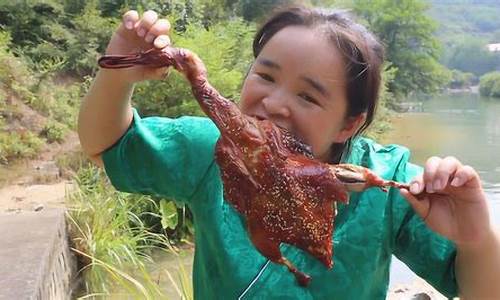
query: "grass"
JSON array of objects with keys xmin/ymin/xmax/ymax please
[
  {"xmin": 0, "ymin": 130, "xmax": 44, "ymax": 164},
  {"xmin": 66, "ymin": 164, "xmax": 193, "ymax": 299}
]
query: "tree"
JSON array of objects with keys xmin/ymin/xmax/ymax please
[
  {"xmin": 479, "ymin": 71, "xmax": 500, "ymax": 98},
  {"xmin": 352, "ymin": 0, "xmax": 449, "ymax": 98},
  {"xmin": 236, "ymin": 0, "xmax": 293, "ymax": 21},
  {"xmin": 133, "ymin": 19, "xmax": 255, "ymax": 117},
  {"xmin": 443, "ymin": 38, "xmax": 500, "ymax": 76}
]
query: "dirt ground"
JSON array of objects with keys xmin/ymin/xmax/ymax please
[
  {"xmin": 0, "ymin": 180, "xmax": 71, "ymax": 212},
  {"xmin": 0, "ymin": 130, "xmax": 79, "ymax": 213},
  {"xmin": 0, "ymin": 96, "xmax": 80, "ymax": 213}
]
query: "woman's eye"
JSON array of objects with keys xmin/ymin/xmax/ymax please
[
  {"xmin": 257, "ymin": 73, "xmax": 274, "ymax": 82},
  {"xmin": 298, "ymin": 93, "xmax": 319, "ymax": 105}
]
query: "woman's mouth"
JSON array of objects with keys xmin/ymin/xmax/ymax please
[{"xmin": 253, "ymin": 115, "xmax": 267, "ymax": 121}]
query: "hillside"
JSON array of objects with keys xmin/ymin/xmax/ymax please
[
  {"xmin": 428, "ymin": 0, "xmax": 500, "ymax": 75},
  {"xmin": 429, "ymin": 0, "xmax": 500, "ymax": 45}
]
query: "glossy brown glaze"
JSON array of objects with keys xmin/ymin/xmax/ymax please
[{"xmin": 98, "ymin": 48, "xmax": 409, "ymax": 286}]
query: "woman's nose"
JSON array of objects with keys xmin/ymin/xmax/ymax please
[{"xmin": 262, "ymin": 91, "xmax": 291, "ymax": 118}]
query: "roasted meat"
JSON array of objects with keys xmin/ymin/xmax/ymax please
[{"xmin": 98, "ymin": 48, "xmax": 409, "ymax": 286}]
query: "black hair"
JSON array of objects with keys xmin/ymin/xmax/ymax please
[{"xmin": 253, "ymin": 5, "xmax": 384, "ymax": 163}]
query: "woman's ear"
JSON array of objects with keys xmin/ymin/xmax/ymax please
[{"xmin": 334, "ymin": 113, "xmax": 367, "ymax": 143}]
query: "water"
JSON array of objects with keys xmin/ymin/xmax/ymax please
[
  {"xmin": 384, "ymin": 93, "xmax": 500, "ymax": 286},
  {"xmin": 147, "ymin": 248, "xmax": 194, "ymax": 299}
]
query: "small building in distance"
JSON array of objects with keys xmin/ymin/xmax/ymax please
[{"xmin": 487, "ymin": 43, "xmax": 500, "ymax": 52}]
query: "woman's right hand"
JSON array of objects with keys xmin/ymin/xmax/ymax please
[{"xmin": 104, "ymin": 10, "xmax": 172, "ymax": 83}]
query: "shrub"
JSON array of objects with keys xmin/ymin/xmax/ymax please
[
  {"xmin": 449, "ymin": 69, "xmax": 477, "ymax": 89},
  {"xmin": 0, "ymin": 131, "xmax": 44, "ymax": 164},
  {"xmin": 0, "ymin": 31, "xmax": 36, "ymax": 102},
  {"xmin": 40, "ymin": 121, "xmax": 67, "ymax": 143},
  {"xmin": 479, "ymin": 71, "xmax": 500, "ymax": 97},
  {"xmin": 491, "ymin": 79, "xmax": 500, "ymax": 98},
  {"xmin": 365, "ymin": 64, "xmax": 396, "ymax": 140},
  {"xmin": 67, "ymin": 165, "xmax": 169, "ymax": 298}
]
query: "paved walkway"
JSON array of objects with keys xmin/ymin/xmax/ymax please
[{"xmin": 0, "ymin": 208, "xmax": 76, "ymax": 299}]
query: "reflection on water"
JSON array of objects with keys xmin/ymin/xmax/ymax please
[{"xmin": 383, "ymin": 93, "xmax": 500, "ymax": 287}]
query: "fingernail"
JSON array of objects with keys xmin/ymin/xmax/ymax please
[
  {"xmin": 125, "ymin": 21, "xmax": 133, "ymax": 30},
  {"xmin": 451, "ymin": 177, "xmax": 461, "ymax": 187},
  {"xmin": 145, "ymin": 34, "xmax": 154, "ymax": 43},
  {"xmin": 433, "ymin": 179, "xmax": 443, "ymax": 191},
  {"xmin": 137, "ymin": 28, "xmax": 146, "ymax": 37},
  {"xmin": 154, "ymin": 36, "xmax": 169, "ymax": 48},
  {"xmin": 410, "ymin": 182, "xmax": 420, "ymax": 194}
]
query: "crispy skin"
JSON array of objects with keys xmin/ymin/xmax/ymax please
[{"xmin": 99, "ymin": 48, "xmax": 409, "ymax": 286}]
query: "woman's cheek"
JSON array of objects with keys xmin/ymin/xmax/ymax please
[{"xmin": 240, "ymin": 80, "xmax": 266, "ymax": 109}]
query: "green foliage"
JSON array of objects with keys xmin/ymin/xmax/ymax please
[
  {"xmin": 67, "ymin": 165, "xmax": 167, "ymax": 297},
  {"xmin": 441, "ymin": 38, "xmax": 500, "ymax": 76},
  {"xmin": 352, "ymin": 0, "xmax": 449, "ymax": 98},
  {"xmin": 479, "ymin": 71, "xmax": 500, "ymax": 98},
  {"xmin": 0, "ymin": 1, "xmax": 71, "ymax": 74},
  {"xmin": 68, "ymin": 164, "xmax": 195, "ymax": 298},
  {"xmin": 428, "ymin": 1, "xmax": 500, "ymax": 74},
  {"xmin": 40, "ymin": 120, "xmax": 67, "ymax": 143},
  {"xmin": 134, "ymin": 19, "xmax": 254, "ymax": 117},
  {"xmin": 0, "ymin": 28, "xmax": 85, "ymax": 130},
  {"xmin": 449, "ymin": 69, "xmax": 477, "ymax": 89},
  {"xmin": 0, "ymin": 131, "xmax": 44, "ymax": 164},
  {"xmin": 0, "ymin": 1, "xmax": 65, "ymax": 48},
  {"xmin": 0, "ymin": 30, "xmax": 35, "ymax": 102},
  {"xmin": 160, "ymin": 200, "xmax": 179, "ymax": 230},
  {"xmin": 65, "ymin": 1, "xmax": 117, "ymax": 75},
  {"xmin": 0, "ymin": 31, "xmax": 44, "ymax": 164},
  {"xmin": 236, "ymin": 0, "xmax": 292, "ymax": 21},
  {"xmin": 429, "ymin": 1, "xmax": 500, "ymax": 44},
  {"xmin": 364, "ymin": 64, "xmax": 395, "ymax": 140},
  {"xmin": 0, "ymin": 0, "xmax": 116, "ymax": 76}
]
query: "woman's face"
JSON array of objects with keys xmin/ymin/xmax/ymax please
[{"xmin": 240, "ymin": 26, "xmax": 364, "ymax": 161}]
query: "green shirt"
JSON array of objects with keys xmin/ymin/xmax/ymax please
[{"xmin": 103, "ymin": 110, "xmax": 458, "ymax": 299}]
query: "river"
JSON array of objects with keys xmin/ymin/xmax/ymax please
[{"xmin": 384, "ymin": 92, "xmax": 500, "ymax": 287}]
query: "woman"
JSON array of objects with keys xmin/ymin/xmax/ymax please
[{"xmin": 78, "ymin": 6, "xmax": 500, "ymax": 299}]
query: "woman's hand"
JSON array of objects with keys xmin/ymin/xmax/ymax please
[
  {"xmin": 104, "ymin": 10, "xmax": 172, "ymax": 83},
  {"xmin": 400, "ymin": 156, "xmax": 493, "ymax": 248}
]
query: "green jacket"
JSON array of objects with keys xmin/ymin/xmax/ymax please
[{"xmin": 103, "ymin": 110, "xmax": 458, "ymax": 299}]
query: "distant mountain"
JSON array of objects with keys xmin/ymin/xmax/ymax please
[{"xmin": 428, "ymin": 0, "xmax": 500, "ymax": 45}]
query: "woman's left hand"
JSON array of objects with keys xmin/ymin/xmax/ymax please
[{"xmin": 400, "ymin": 156, "xmax": 492, "ymax": 248}]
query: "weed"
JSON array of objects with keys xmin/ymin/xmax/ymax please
[{"xmin": 67, "ymin": 165, "xmax": 193, "ymax": 299}]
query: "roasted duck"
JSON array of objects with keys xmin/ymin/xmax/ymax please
[{"xmin": 98, "ymin": 48, "xmax": 409, "ymax": 286}]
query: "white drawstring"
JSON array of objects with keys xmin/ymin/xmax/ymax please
[{"xmin": 237, "ymin": 260, "xmax": 271, "ymax": 300}]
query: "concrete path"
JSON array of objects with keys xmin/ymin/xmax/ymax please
[{"xmin": 0, "ymin": 208, "xmax": 76, "ymax": 299}]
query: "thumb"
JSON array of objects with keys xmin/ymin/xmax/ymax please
[{"xmin": 400, "ymin": 188, "xmax": 430, "ymax": 221}]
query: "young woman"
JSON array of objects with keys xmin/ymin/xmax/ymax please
[{"xmin": 78, "ymin": 6, "xmax": 500, "ymax": 299}]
